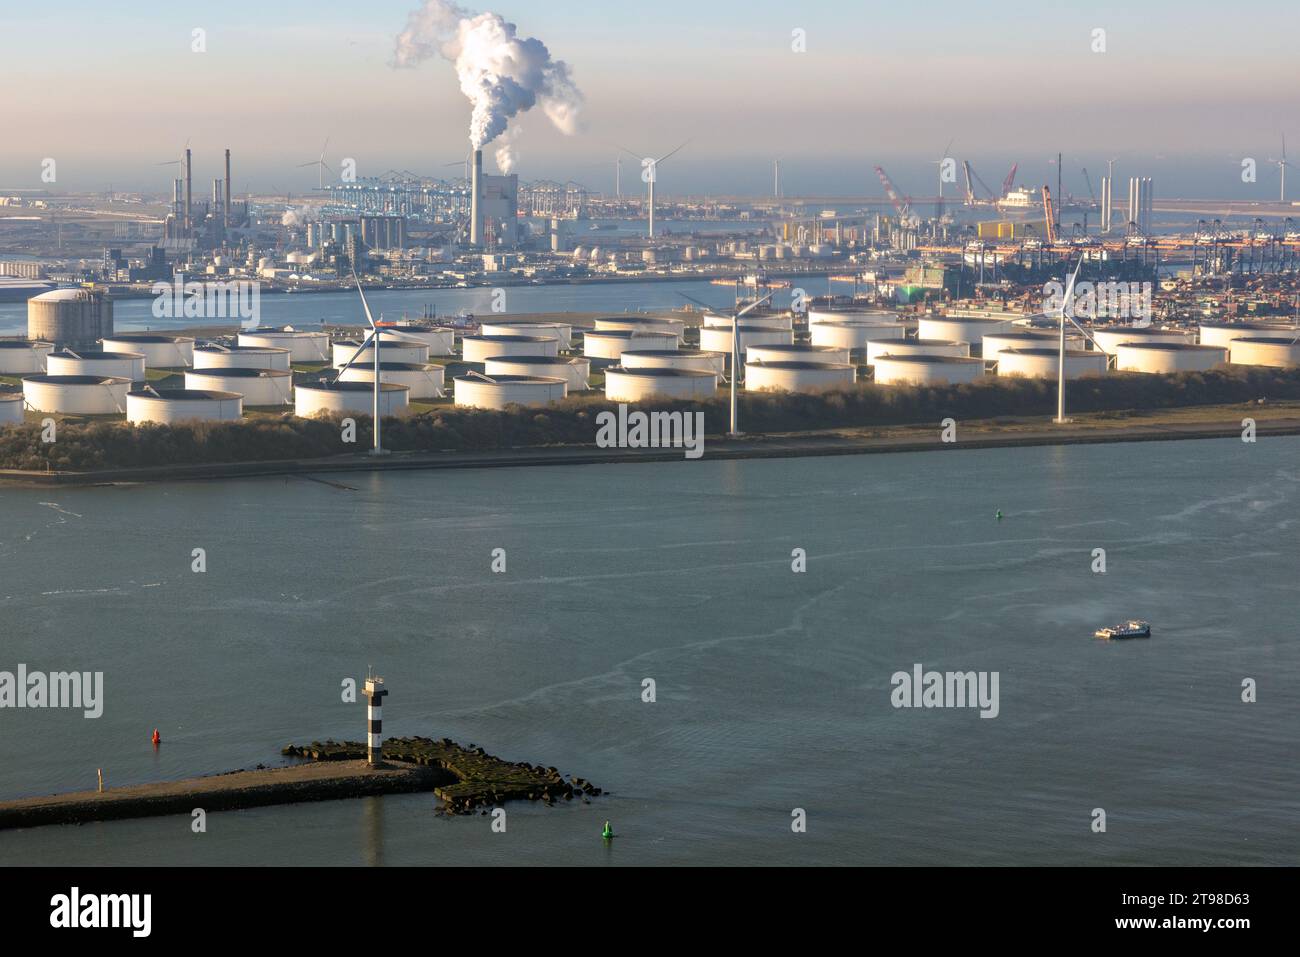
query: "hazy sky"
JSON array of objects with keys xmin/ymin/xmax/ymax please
[{"xmin": 1, "ymin": 0, "xmax": 1296, "ymax": 197}]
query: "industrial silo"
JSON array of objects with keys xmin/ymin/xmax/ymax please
[
  {"xmin": 1228, "ymin": 337, "xmax": 1300, "ymax": 368},
  {"xmin": 101, "ymin": 334, "xmax": 195, "ymax": 368},
  {"xmin": 0, "ymin": 339, "xmax": 54, "ymax": 374},
  {"xmin": 746, "ymin": 343, "xmax": 850, "ymax": 364},
  {"xmin": 126, "ymin": 389, "xmax": 243, "ymax": 425},
  {"xmin": 184, "ymin": 368, "xmax": 294, "ymax": 406},
  {"xmin": 699, "ymin": 325, "xmax": 793, "ymax": 358},
  {"xmin": 484, "ymin": 356, "xmax": 589, "ymax": 392},
  {"xmin": 703, "ymin": 312, "xmax": 793, "ymax": 331},
  {"xmin": 238, "ymin": 329, "xmax": 331, "ymax": 362},
  {"xmin": 462, "ymin": 334, "xmax": 560, "ymax": 363},
  {"xmin": 1088, "ymin": 327, "xmax": 1191, "ymax": 354},
  {"xmin": 594, "ymin": 316, "xmax": 687, "ymax": 342},
  {"xmin": 332, "ymin": 338, "xmax": 431, "ymax": 367},
  {"xmin": 979, "ymin": 331, "xmax": 1072, "ymax": 361},
  {"xmin": 584, "ymin": 329, "xmax": 678, "ymax": 362},
  {"xmin": 807, "ymin": 308, "xmax": 895, "ymax": 325},
  {"xmin": 865, "ymin": 338, "xmax": 969, "ymax": 365},
  {"xmin": 481, "ymin": 320, "xmax": 572, "ymax": 350},
  {"xmin": 376, "ymin": 325, "xmax": 457, "ymax": 355},
  {"xmin": 1116, "ymin": 342, "xmax": 1228, "ymax": 373},
  {"xmin": 997, "ymin": 347, "xmax": 1107, "ymax": 379},
  {"xmin": 872, "ymin": 355, "xmax": 985, "ymax": 386},
  {"xmin": 27, "ymin": 288, "xmax": 113, "ymax": 350},
  {"xmin": 745, "ymin": 360, "xmax": 855, "ymax": 392},
  {"xmin": 46, "ymin": 350, "xmax": 145, "ymax": 381},
  {"xmin": 809, "ymin": 320, "xmax": 906, "ymax": 351},
  {"xmin": 21, "ymin": 374, "xmax": 131, "ymax": 414},
  {"xmin": 194, "ymin": 344, "xmax": 292, "ymax": 371},
  {"xmin": 0, "ymin": 392, "xmax": 23, "ymax": 425},
  {"xmin": 1197, "ymin": 321, "xmax": 1297, "ymax": 350},
  {"xmin": 294, "ymin": 381, "xmax": 410, "ymax": 418},
  {"xmin": 453, "ymin": 373, "xmax": 567, "ymax": 409},
  {"xmin": 620, "ymin": 349, "xmax": 726, "ymax": 375},
  {"xmin": 604, "ymin": 367, "xmax": 718, "ymax": 401},
  {"xmin": 339, "ymin": 361, "xmax": 446, "ymax": 398},
  {"xmin": 916, "ymin": 316, "xmax": 1015, "ymax": 352}
]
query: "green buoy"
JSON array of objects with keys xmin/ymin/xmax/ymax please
[
  {"xmin": 602, "ymin": 820, "xmax": 614, "ymax": 840},
  {"xmin": 996, "ymin": 509, "xmax": 1003, "ymax": 521}
]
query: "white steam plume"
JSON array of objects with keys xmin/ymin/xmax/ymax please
[
  {"xmin": 281, "ymin": 206, "xmax": 317, "ymax": 228},
  {"xmin": 393, "ymin": 1, "xmax": 583, "ymax": 153}
]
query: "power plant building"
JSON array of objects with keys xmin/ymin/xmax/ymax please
[{"xmin": 470, "ymin": 149, "xmax": 519, "ymax": 248}]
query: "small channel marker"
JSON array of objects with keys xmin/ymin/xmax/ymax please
[{"xmin": 363, "ymin": 670, "xmax": 388, "ymax": 766}]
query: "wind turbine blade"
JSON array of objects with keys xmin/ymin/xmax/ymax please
[
  {"xmin": 676, "ymin": 291, "xmax": 713, "ymax": 311},
  {"xmin": 296, "ymin": 161, "xmax": 318, "ymax": 168},
  {"xmin": 1060, "ymin": 255, "xmax": 1084, "ymax": 318},
  {"xmin": 353, "ymin": 267, "xmax": 377, "ymax": 329},
  {"xmin": 656, "ymin": 140, "xmax": 689, "ymax": 164},
  {"xmin": 333, "ymin": 330, "xmax": 377, "ymax": 380},
  {"xmin": 940, "ymin": 138, "xmax": 954, "ymax": 160},
  {"xmin": 615, "ymin": 144, "xmax": 644, "ymax": 161},
  {"xmin": 735, "ymin": 290, "xmax": 776, "ymax": 320}
]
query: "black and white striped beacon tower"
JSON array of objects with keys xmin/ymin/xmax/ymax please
[{"xmin": 363, "ymin": 669, "xmax": 388, "ymax": 766}]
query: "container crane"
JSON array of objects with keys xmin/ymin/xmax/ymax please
[{"xmin": 1041, "ymin": 185, "xmax": 1058, "ymax": 245}]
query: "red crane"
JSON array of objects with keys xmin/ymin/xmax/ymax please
[
  {"xmin": 873, "ymin": 165, "xmax": 911, "ymax": 220},
  {"xmin": 1041, "ymin": 185, "xmax": 1057, "ymax": 245},
  {"xmin": 1000, "ymin": 163, "xmax": 1018, "ymax": 198}
]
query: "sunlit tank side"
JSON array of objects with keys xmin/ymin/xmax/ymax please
[
  {"xmin": 126, "ymin": 389, "xmax": 243, "ymax": 425},
  {"xmin": 1115, "ymin": 342, "xmax": 1228, "ymax": 373},
  {"xmin": 699, "ymin": 325, "xmax": 793, "ymax": 357},
  {"xmin": 483, "ymin": 356, "xmax": 590, "ymax": 392},
  {"xmin": 871, "ymin": 355, "xmax": 985, "ymax": 386},
  {"xmin": 184, "ymin": 368, "xmax": 294, "ymax": 406},
  {"xmin": 583, "ymin": 329, "xmax": 678, "ymax": 362},
  {"xmin": 101, "ymin": 334, "xmax": 195, "ymax": 368},
  {"xmin": 238, "ymin": 329, "xmax": 331, "ymax": 362},
  {"xmin": 745, "ymin": 360, "xmax": 855, "ymax": 393},
  {"xmin": 193, "ymin": 345, "xmax": 292, "ymax": 371},
  {"xmin": 593, "ymin": 316, "xmax": 687, "ymax": 342},
  {"xmin": 374, "ymin": 325, "xmax": 457, "ymax": 355},
  {"xmin": 865, "ymin": 338, "xmax": 969, "ymax": 365},
  {"xmin": 21, "ymin": 374, "xmax": 131, "ymax": 414},
  {"xmin": 603, "ymin": 367, "xmax": 718, "ymax": 402},
  {"xmin": 461, "ymin": 334, "xmax": 559, "ymax": 363},
  {"xmin": 1197, "ymin": 321, "xmax": 1298, "ymax": 349},
  {"xmin": 479, "ymin": 321, "xmax": 572, "ymax": 350},
  {"xmin": 0, "ymin": 393, "xmax": 23, "ymax": 424},
  {"xmin": 45, "ymin": 350, "xmax": 145, "ymax": 381},
  {"xmin": 702, "ymin": 312, "xmax": 794, "ymax": 331},
  {"xmin": 331, "ymin": 338, "xmax": 431, "ymax": 367},
  {"xmin": 1228, "ymin": 336, "xmax": 1300, "ymax": 368},
  {"xmin": 916, "ymin": 316, "xmax": 1016, "ymax": 353},
  {"xmin": 746, "ymin": 343, "xmax": 851, "ymax": 365},
  {"xmin": 0, "ymin": 339, "xmax": 55, "ymax": 374},
  {"xmin": 1087, "ymin": 327, "xmax": 1192, "ymax": 354},
  {"xmin": 809, "ymin": 321, "xmax": 906, "ymax": 351},
  {"xmin": 997, "ymin": 347, "xmax": 1108, "ymax": 379},
  {"xmin": 453, "ymin": 374, "xmax": 568, "ymax": 409},
  {"xmin": 619, "ymin": 349, "xmax": 726, "ymax": 375},
  {"xmin": 294, "ymin": 380, "xmax": 410, "ymax": 418},
  {"xmin": 338, "ymin": 361, "xmax": 446, "ymax": 398}
]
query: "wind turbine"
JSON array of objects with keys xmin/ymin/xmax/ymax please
[
  {"xmin": 677, "ymin": 288, "xmax": 776, "ymax": 438},
  {"xmin": 298, "ymin": 137, "xmax": 332, "ymax": 190},
  {"xmin": 619, "ymin": 141, "xmax": 688, "ymax": 239},
  {"xmin": 932, "ymin": 138, "xmax": 954, "ymax": 220},
  {"xmin": 1051, "ymin": 255, "xmax": 1109, "ymax": 424},
  {"xmin": 333, "ymin": 266, "xmax": 393, "ymax": 456},
  {"xmin": 1267, "ymin": 135, "xmax": 1291, "ymax": 203}
]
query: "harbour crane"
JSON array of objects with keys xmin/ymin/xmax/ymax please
[
  {"xmin": 873, "ymin": 165, "xmax": 915, "ymax": 223},
  {"xmin": 1041, "ymin": 185, "xmax": 1058, "ymax": 245},
  {"xmin": 1000, "ymin": 163, "xmax": 1018, "ymax": 199},
  {"xmin": 1081, "ymin": 168, "xmax": 1097, "ymax": 203}
]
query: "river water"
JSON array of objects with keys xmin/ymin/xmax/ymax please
[{"xmin": 0, "ymin": 438, "xmax": 1296, "ymax": 865}]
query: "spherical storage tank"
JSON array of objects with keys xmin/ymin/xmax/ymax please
[
  {"xmin": 1087, "ymin": 327, "xmax": 1190, "ymax": 354},
  {"xmin": 872, "ymin": 355, "xmax": 984, "ymax": 386},
  {"xmin": 332, "ymin": 338, "xmax": 430, "ymax": 367},
  {"xmin": 375, "ymin": 325, "xmax": 456, "ymax": 355},
  {"xmin": 583, "ymin": 329, "xmax": 677, "ymax": 362},
  {"xmin": 194, "ymin": 344, "xmax": 292, "ymax": 371},
  {"xmin": 185, "ymin": 368, "xmax": 293, "ymax": 406},
  {"xmin": 480, "ymin": 321, "xmax": 572, "ymax": 350},
  {"xmin": 866, "ymin": 338, "xmax": 968, "ymax": 365},
  {"xmin": 126, "ymin": 389, "xmax": 243, "ymax": 425},
  {"xmin": 484, "ymin": 356, "xmax": 589, "ymax": 392},
  {"xmin": 604, "ymin": 367, "xmax": 718, "ymax": 402},
  {"xmin": 295, "ymin": 381, "xmax": 410, "ymax": 418},
  {"xmin": 0, "ymin": 339, "xmax": 54, "ymax": 374},
  {"xmin": 620, "ymin": 349, "xmax": 726, "ymax": 375},
  {"xmin": 454, "ymin": 373, "xmax": 567, "ymax": 409},
  {"xmin": 1228, "ymin": 337, "xmax": 1300, "ymax": 368},
  {"xmin": 916, "ymin": 316, "xmax": 1015, "ymax": 351},
  {"xmin": 339, "ymin": 361, "xmax": 446, "ymax": 398},
  {"xmin": 1116, "ymin": 343, "xmax": 1227, "ymax": 374},
  {"xmin": 101, "ymin": 334, "xmax": 194, "ymax": 368},
  {"xmin": 46, "ymin": 350, "xmax": 145, "ymax": 381},
  {"xmin": 1197, "ymin": 322, "xmax": 1297, "ymax": 350},
  {"xmin": 997, "ymin": 348, "xmax": 1107, "ymax": 379},
  {"xmin": 747, "ymin": 343, "xmax": 851, "ymax": 365},
  {"xmin": 810, "ymin": 321, "xmax": 905, "ymax": 351},
  {"xmin": 745, "ymin": 360, "xmax": 855, "ymax": 393},
  {"xmin": 238, "ymin": 329, "xmax": 331, "ymax": 362},
  {"xmin": 462, "ymin": 334, "xmax": 559, "ymax": 363},
  {"xmin": 594, "ymin": 316, "xmax": 687, "ymax": 341},
  {"xmin": 0, "ymin": 393, "xmax": 23, "ymax": 425},
  {"xmin": 22, "ymin": 375, "xmax": 130, "ymax": 414},
  {"xmin": 699, "ymin": 325, "xmax": 792, "ymax": 358}
]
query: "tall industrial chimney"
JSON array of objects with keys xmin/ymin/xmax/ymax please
[
  {"xmin": 184, "ymin": 148, "xmax": 193, "ymax": 236},
  {"xmin": 224, "ymin": 149, "xmax": 232, "ymax": 229},
  {"xmin": 470, "ymin": 148, "xmax": 482, "ymax": 246}
]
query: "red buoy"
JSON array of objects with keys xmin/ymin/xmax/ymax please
[{"xmin": 151, "ymin": 728, "xmax": 161, "ymax": 746}]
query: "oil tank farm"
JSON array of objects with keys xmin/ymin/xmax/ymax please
[
  {"xmin": 238, "ymin": 329, "xmax": 331, "ymax": 362},
  {"xmin": 185, "ymin": 368, "xmax": 293, "ymax": 406},
  {"xmin": 194, "ymin": 344, "xmax": 292, "ymax": 371},
  {"xmin": 703, "ymin": 312, "xmax": 793, "ymax": 331},
  {"xmin": 619, "ymin": 349, "xmax": 725, "ymax": 375},
  {"xmin": 809, "ymin": 320, "xmax": 906, "ymax": 351},
  {"xmin": 126, "ymin": 389, "xmax": 243, "ymax": 425},
  {"xmin": 872, "ymin": 355, "xmax": 985, "ymax": 386},
  {"xmin": 46, "ymin": 350, "xmax": 145, "ymax": 381},
  {"xmin": 462, "ymin": 333, "xmax": 560, "ymax": 363},
  {"xmin": 998, "ymin": 348, "xmax": 1107, "ymax": 379},
  {"xmin": 481, "ymin": 320, "xmax": 572, "ymax": 350},
  {"xmin": 747, "ymin": 343, "xmax": 851, "ymax": 365},
  {"xmin": 699, "ymin": 325, "xmax": 793, "ymax": 358},
  {"xmin": 604, "ymin": 367, "xmax": 718, "ymax": 402},
  {"xmin": 101, "ymin": 334, "xmax": 194, "ymax": 368},
  {"xmin": 1088, "ymin": 327, "xmax": 1191, "ymax": 354},
  {"xmin": 916, "ymin": 316, "xmax": 1015, "ymax": 353},
  {"xmin": 866, "ymin": 338, "xmax": 969, "ymax": 365},
  {"xmin": 454, "ymin": 373, "xmax": 567, "ymax": 409},
  {"xmin": 979, "ymin": 331, "xmax": 1072, "ymax": 361},
  {"xmin": 339, "ymin": 362, "xmax": 446, "ymax": 398},
  {"xmin": 1228, "ymin": 337, "xmax": 1300, "ymax": 368},
  {"xmin": 595, "ymin": 316, "xmax": 687, "ymax": 341},
  {"xmin": 0, "ymin": 392, "xmax": 23, "ymax": 424},
  {"xmin": 745, "ymin": 360, "xmax": 855, "ymax": 392},
  {"xmin": 584, "ymin": 329, "xmax": 678, "ymax": 362},
  {"xmin": 1116, "ymin": 343, "xmax": 1227, "ymax": 373},
  {"xmin": 295, "ymin": 381, "xmax": 410, "ymax": 418},
  {"xmin": 27, "ymin": 288, "xmax": 113, "ymax": 349},
  {"xmin": 22, "ymin": 374, "xmax": 130, "ymax": 414},
  {"xmin": 1197, "ymin": 321, "xmax": 1298, "ymax": 350},
  {"xmin": 484, "ymin": 356, "xmax": 590, "ymax": 392},
  {"xmin": 332, "ymin": 338, "xmax": 431, "ymax": 367},
  {"xmin": 0, "ymin": 339, "xmax": 54, "ymax": 373},
  {"xmin": 374, "ymin": 325, "xmax": 456, "ymax": 355}
]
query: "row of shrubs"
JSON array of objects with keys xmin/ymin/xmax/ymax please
[{"xmin": 1, "ymin": 366, "xmax": 1296, "ymax": 472}]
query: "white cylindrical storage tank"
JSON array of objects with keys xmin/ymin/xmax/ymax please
[
  {"xmin": 917, "ymin": 316, "xmax": 1016, "ymax": 351},
  {"xmin": 338, "ymin": 361, "xmax": 446, "ymax": 399},
  {"xmin": 703, "ymin": 312, "xmax": 793, "ymax": 330},
  {"xmin": 872, "ymin": 355, "xmax": 985, "ymax": 386},
  {"xmin": 699, "ymin": 325, "xmax": 793, "ymax": 358},
  {"xmin": 294, "ymin": 381, "xmax": 410, "ymax": 418},
  {"xmin": 46, "ymin": 350, "xmax": 145, "ymax": 381},
  {"xmin": 0, "ymin": 339, "xmax": 54, "ymax": 374},
  {"xmin": 484, "ymin": 356, "xmax": 589, "ymax": 392},
  {"xmin": 807, "ymin": 308, "xmax": 895, "ymax": 326},
  {"xmin": 21, "ymin": 375, "xmax": 130, "ymax": 414},
  {"xmin": 194, "ymin": 344, "xmax": 292, "ymax": 371},
  {"xmin": 454, "ymin": 374, "xmax": 567, "ymax": 409},
  {"xmin": 1228, "ymin": 337, "xmax": 1300, "ymax": 368},
  {"xmin": 745, "ymin": 360, "xmax": 855, "ymax": 393},
  {"xmin": 809, "ymin": 321, "xmax": 905, "ymax": 351},
  {"xmin": 126, "ymin": 389, "xmax": 243, "ymax": 425},
  {"xmin": 583, "ymin": 329, "xmax": 678, "ymax": 362},
  {"xmin": 746, "ymin": 343, "xmax": 851, "ymax": 365},
  {"xmin": 462, "ymin": 334, "xmax": 559, "ymax": 363},
  {"xmin": 997, "ymin": 347, "xmax": 1107, "ymax": 379},
  {"xmin": 1116, "ymin": 343, "xmax": 1228, "ymax": 374},
  {"xmin": 480, "ymin": 321, "xmax": 572, "ymax": 350},
  {"xmin": 184, "ymin": 368, "xmax": 294, "ymax": 406},
  {"xmin": 101, "ymin": 334, "xmax": 195, "ymax": 368},
  {"xmin": 375, "ymin": 325, "xmax": 457, "ymax": 355},
  {"xmin": 0, "ymin": 393, "xmax": 23, "ymax": 424},
  {"xmin": 238, "ymin": 329, "xmax": 331, "ymax": 362},
  {"xmin": 620, "ymin": 349, "xmax": 726, "ymax": 375},
  {"xmin": 332, "ymin": 338, "xmax": 431, "ymax": 367},
  {"xmin": 1088, "ymin": 327, "xmax": 1191, "ymax": 354},
  {"xmin": 979, "ymin": 331, "xmax": 1076, "ymax": 360},
  {"xmin": 1197, "ymin": 322, "xmax": 1298, "ymax": 350},
  {"xmin": 594, "ymin": 317, "xmax": 686, "ymax": 342},
  {"xmin": 604, "ymin": 367, "xmax": 718, "ymax": 402},
  {"xmin": 866, "ymin": 338, "xmax": 969, "ymax": 365}
]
